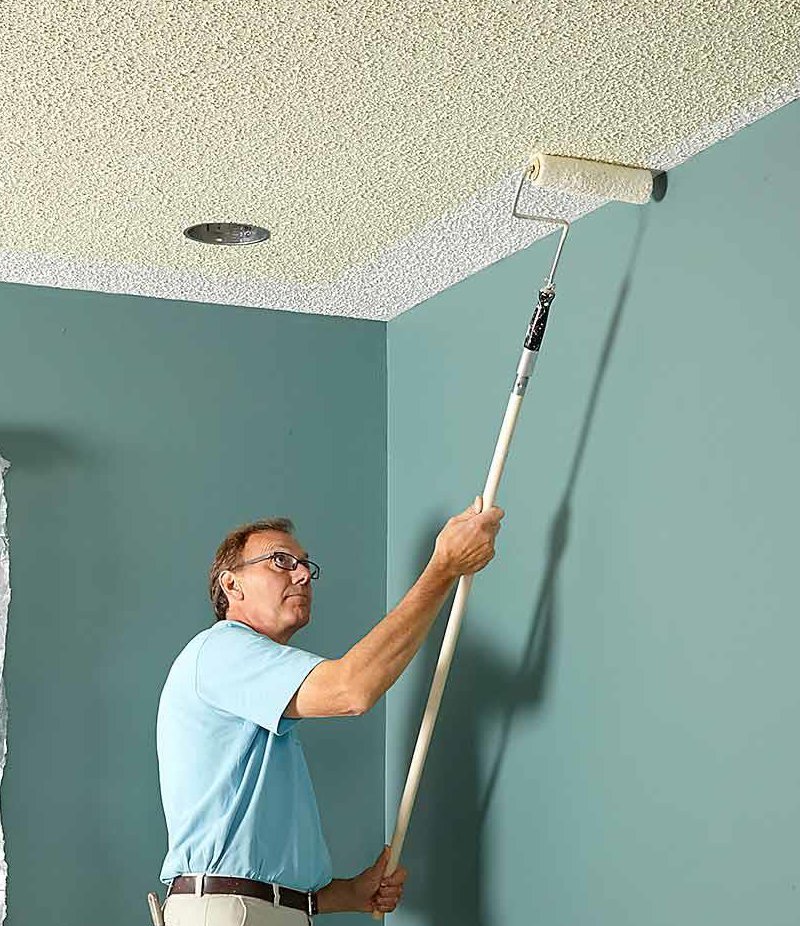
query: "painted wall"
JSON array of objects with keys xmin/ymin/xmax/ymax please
[
  {"xmin": 386, "ymin": 100, "xmax": 800, "ymax": 926},
  {"xmin": 0, "ymin": 287, "xmax": 386, "ymax": 926}
]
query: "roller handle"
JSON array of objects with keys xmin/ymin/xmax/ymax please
[
  {"xmin": 371, "ymin": 391, "xmax": 526, "ymax": 919},
  {"xmin": 372, "ymin": 286, "xmax": 554, "ymax": 920}
]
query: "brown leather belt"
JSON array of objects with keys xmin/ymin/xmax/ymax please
[{"xmin": 168, "ymin": 874, "xmax": 319, "ymax": 917}]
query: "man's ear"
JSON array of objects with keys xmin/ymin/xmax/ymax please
[{"xmin": 219, "ymin": 570, "xmax": 244, "ymax": 602}]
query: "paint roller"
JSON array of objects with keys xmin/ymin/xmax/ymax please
[
  {"xmin": 372, "ymin": 152, "xmax": 666, "ymax": 920},
  {"xmin": 527, "ymin": 151, "xmax": 660, "ymax": 204}
]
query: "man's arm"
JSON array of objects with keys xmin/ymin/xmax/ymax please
[
  {"xmin": 316, "ymin": 878, "xmax": 356, "ymax": 914},
  {"xmin": 285, "ymin": 499, "xmax": 503, "ymax": 719}
]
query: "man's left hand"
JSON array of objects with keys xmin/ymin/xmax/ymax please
[{"xmin": 350, "ymin": 846, "xmax": 407, "ymax": 914}]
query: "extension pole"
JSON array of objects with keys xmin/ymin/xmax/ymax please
[{"xmin": 374, "ymin": 285, "xmax": 557, "ymax": 919}]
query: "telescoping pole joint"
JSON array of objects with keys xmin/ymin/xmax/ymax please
[{"xmin": 513, "ymin": 287, "xmax": 556, "ymax": 396}]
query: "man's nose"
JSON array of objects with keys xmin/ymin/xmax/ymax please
[{"xmin": 291, "ymin": 564, "xmax": 311, "ymax": 584}]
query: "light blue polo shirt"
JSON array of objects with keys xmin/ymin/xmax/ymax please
[{"xmin": 157, "ymin": 619, "xmax": 333, "ymax": 892}]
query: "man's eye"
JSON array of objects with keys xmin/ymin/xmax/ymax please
[{"xmin": 273, "ymin": 553, "xmax": 295, "ymax": 568}]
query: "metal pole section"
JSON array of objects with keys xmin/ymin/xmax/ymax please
[{"xmin": 374, "ymin": 287, "xmax": 555, "ymax": 919}]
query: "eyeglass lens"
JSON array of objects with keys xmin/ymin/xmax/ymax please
[{"xmin": 271, "ymin": 552, "xmax": 320, "ymax": 579}]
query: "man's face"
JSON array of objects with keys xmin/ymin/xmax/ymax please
[{"xmin": 226, "ymin": 530, "xmax": 314, "ymax": 643}]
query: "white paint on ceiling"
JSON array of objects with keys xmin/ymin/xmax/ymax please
[{"xmin": 0, "ymin": 1, "xmax": 798, "ymax": 320}]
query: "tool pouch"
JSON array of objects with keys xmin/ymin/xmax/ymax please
[{"xmin": 147, "ymin": 892, "xmax": 166, "ymax": 926}]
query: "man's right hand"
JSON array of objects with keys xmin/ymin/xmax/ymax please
[
  {"xmin": 431, "ymin": 495, "xmax": 504, "ymax": 580},
  {"xmin": 287, "ymin": 496, "xmax": 504, "ymax": 721}
]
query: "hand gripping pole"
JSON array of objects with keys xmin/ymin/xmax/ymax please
[{"xmin": 373, "ymin": 284, "xmax": 557, "ymax": 919}]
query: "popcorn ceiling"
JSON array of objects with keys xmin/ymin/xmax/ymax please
[{"xmin": 0, "ymin": 1, "xmax": 798, "ymax": 320}]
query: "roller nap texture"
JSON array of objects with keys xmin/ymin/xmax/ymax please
[{"xmin": 530, "ymin": 153, "xmax": 653, "ymax": 204}]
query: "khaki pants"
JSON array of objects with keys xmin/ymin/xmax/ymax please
[{"xmin": 163, "ymin": 894, "xmax": 311, "ymax": 926}]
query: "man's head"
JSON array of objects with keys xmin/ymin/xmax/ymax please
[{"xmin": 209, "ymin": 518, "xmax": 317, "ymax": 643}]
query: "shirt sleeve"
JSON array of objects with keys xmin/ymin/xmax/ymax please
[{"xmin": 195, "ymin": 622, "xmax": 326, "ymax": 735}]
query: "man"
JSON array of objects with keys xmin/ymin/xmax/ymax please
[{"xmin": 156, "ymin": 497, "xmax": 503, "ymax": 925}]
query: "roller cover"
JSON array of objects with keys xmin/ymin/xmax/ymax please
[{"xmin": 530, "ymin": 152, "xmax": 653, "ymax": 204}]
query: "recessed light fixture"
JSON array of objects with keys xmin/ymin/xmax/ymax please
[{"xmin": 183, "ymin": 222, "xmax": 270, "ymax": 246}]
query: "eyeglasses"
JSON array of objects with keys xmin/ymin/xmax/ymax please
[{"xmin": 235, "ymin": 551, "xmax": 321, "ymax": 580}]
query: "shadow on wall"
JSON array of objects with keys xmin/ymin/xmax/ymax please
[
  {"xmin": 396, "ymin": 208, "xmax": 651, "ymax": 926},
  {"xmin": 0, "ymin": 428, "xmax": 86, "ymax": 472}
]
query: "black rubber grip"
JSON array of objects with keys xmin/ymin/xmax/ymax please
[{"xmin": 524, "ymin": 289, "xmax": 555, "ymax": 351}]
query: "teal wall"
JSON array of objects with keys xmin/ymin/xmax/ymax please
[
  {"xmin": 0, "ymin": 287, "xmax": 386, "ymax": 926},
  {"xmin": 386, "ymin": 101, "xmax": 800, "ymax": 926}
]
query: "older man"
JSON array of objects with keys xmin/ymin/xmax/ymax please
[{"xmin": 156, "ymin": 498, "xmax": 503, "ymax": 925}]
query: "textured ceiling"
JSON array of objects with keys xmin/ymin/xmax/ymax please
[{"xmin": 1, "ymin": 1, "xmax": 798, "ymax": 320}]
